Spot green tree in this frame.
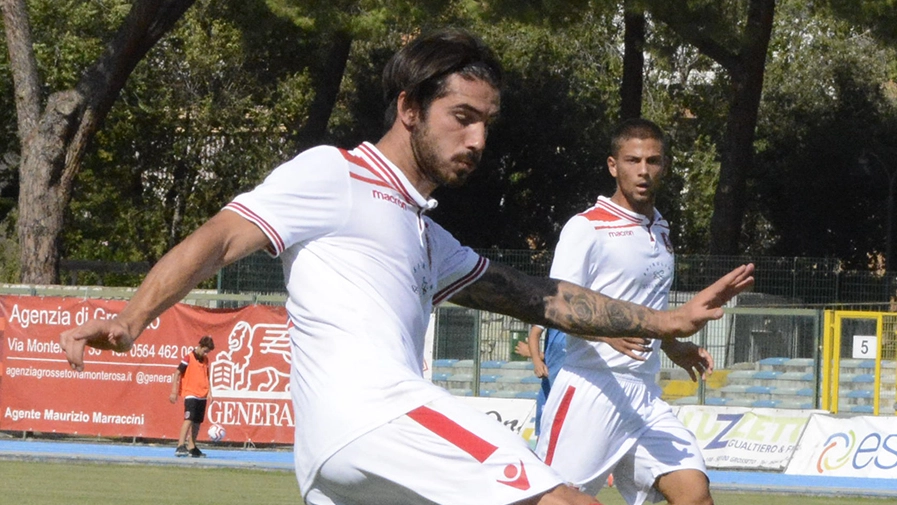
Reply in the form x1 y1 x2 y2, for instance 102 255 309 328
1 0 196 284
648 0 777 255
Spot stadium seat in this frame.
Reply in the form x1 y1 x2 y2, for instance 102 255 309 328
746 385 773 394
752 399 779 408
852 374 875 383
662 380 698 399
479 374 499 383
448 388 472 396
846 389 874 399
447 373 473 384
431 372 452 382
521 376 543 384
673 396 699 405
501 361 534 370
796 388 815 397
704 369 730 389
481 360 506 369
849 404 874 414
705 397 728 406
857 360 877 369
515 391 539 400
758 357 789 366
752 370 781 380
784 358 815 368
433 358 459 368
453 359 475 368
488 390 518 398
719 384 749 395
770 386 801 396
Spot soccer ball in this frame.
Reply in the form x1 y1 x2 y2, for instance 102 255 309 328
207 423 226 442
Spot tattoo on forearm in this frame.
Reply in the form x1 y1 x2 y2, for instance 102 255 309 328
452 263 663 339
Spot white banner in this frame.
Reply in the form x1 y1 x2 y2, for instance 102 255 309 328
677 406 822 470
460 396 537 445
785 414 897 478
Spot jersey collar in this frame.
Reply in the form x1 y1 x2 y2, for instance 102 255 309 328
596 195 661 224
357 142 438 211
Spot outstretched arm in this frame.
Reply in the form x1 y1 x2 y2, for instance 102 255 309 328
60 211 271 371
449 262 754 341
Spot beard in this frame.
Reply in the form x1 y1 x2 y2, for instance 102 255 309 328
410 121 479 189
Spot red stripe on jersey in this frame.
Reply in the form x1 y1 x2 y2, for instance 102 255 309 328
357 143 414 204
339 147 371 169
349 171 392 189
341 148 390 184
544 385 576 466
407 405 498 463
433 256 489 305
579 207 623 223
225 202 285 253
591 200 641 223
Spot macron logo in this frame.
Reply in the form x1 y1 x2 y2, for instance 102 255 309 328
608 230 634 238
372 189 407 210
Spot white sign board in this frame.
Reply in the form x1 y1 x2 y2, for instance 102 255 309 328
852 335 877 359
785 414 897 478
459 396 537 445
676 406 822 470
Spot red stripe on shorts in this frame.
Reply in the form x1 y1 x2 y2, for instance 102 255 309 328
407 405 498 463
544 385 576 465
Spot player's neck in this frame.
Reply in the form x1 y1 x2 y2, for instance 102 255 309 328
609 192 655 219
374 131 436 198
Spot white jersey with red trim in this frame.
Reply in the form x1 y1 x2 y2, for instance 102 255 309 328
549 196 674 375
225 142 488 494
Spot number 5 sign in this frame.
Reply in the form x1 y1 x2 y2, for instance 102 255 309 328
852 335 878 359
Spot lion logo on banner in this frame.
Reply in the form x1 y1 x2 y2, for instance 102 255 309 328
209 321 291 400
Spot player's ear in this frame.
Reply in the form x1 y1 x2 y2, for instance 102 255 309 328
607 156 619 178
397 91 419 128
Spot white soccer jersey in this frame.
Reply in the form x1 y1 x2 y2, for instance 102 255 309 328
226 142 488 495
549 196 674 375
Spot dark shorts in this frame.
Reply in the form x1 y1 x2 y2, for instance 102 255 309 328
183 397 208 423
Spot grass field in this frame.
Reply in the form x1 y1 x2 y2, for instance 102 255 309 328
0 459 890 505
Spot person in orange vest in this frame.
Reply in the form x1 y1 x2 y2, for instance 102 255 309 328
170 335 215 457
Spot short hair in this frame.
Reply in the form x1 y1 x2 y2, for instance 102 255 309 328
198 335 214 351
381 27 503 128
609 118 667 158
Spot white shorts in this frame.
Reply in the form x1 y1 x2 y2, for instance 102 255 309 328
535 369 707 505
305 395 565 505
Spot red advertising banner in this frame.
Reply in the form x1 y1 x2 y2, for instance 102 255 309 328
0 296 293 444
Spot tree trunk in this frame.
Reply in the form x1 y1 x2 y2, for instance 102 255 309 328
295 30 352 150
620 1 645 120
709 0 775 255
1 0 195 284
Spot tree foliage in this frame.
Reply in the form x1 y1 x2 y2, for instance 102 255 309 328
4 0 897 287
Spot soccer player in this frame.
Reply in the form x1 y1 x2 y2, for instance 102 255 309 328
525 324 566 438
536 118 716 505
60 29 752 505
169 335 214 457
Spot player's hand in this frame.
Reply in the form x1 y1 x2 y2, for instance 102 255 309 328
60 318 137 372
598 336 651 361
667 264 754 338
662 339 713 381
169 393 177 404
533 361 549 378
514 340 532 358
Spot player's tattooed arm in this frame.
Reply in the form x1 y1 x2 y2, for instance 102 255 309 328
449 262 664 340
450 261 755 341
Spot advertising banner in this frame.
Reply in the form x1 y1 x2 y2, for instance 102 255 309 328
460 396 537 445
0 296 293 444
785 414 897 478
677 405 822 470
